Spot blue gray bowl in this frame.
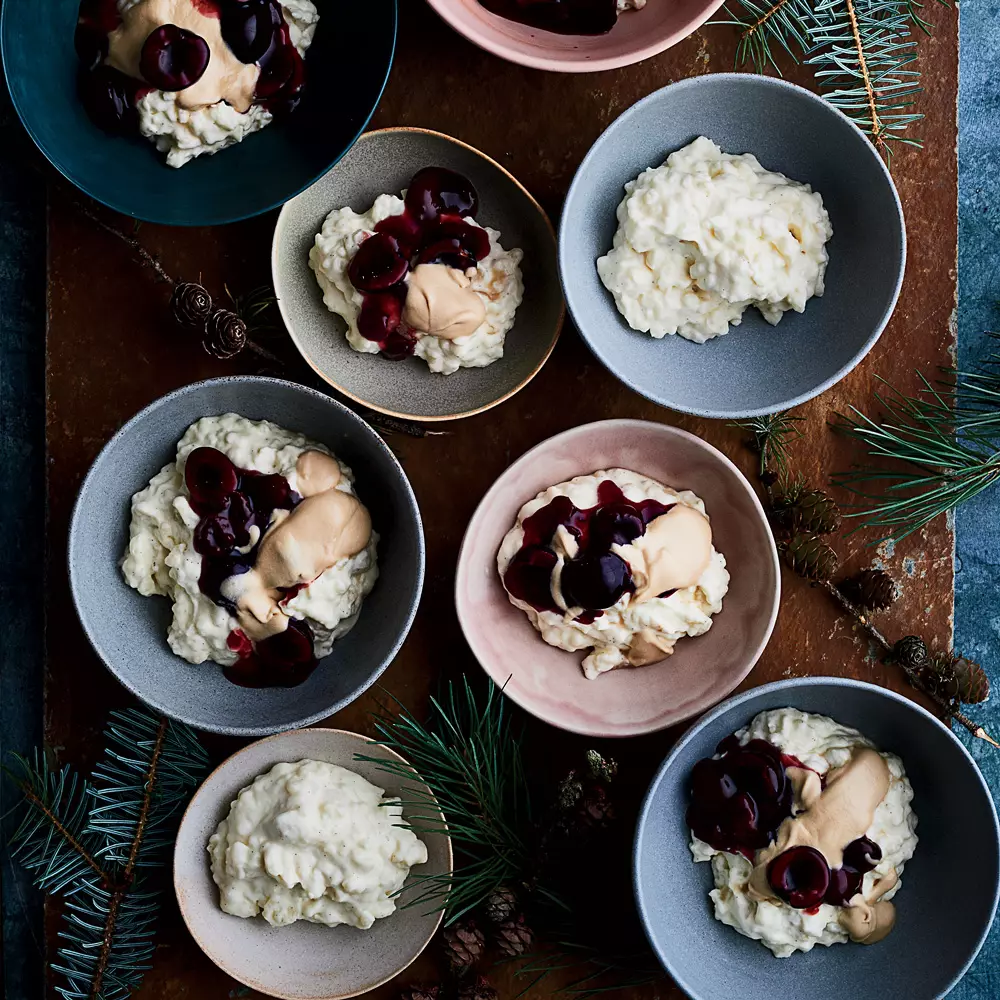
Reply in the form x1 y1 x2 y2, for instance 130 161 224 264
560 75 906 418
69 377 424 735
1 0 396 225
634 677 999 1000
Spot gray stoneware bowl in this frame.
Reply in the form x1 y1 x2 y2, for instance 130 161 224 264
634 678 1000 1000
175 728 452 999
273 127 564 421
560 75 906 418
69 377 424 736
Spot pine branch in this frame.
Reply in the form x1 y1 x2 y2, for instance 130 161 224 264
714 0 814 72
731 411 804 481
8 709 209 1000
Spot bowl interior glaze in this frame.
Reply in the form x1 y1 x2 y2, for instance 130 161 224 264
69 377 424 735
1 0 396 224
560 74 905 418
635 678 1000 1000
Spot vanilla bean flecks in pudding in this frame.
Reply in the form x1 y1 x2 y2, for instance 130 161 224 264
598 137 833 343
687 708 918 957
497 468 729 679
75 0 319 167
121 414 378 687
309 167 524 374
209 760 427 928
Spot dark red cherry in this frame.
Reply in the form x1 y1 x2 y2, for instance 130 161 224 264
727 791 761 843
560 551 633 610
140 25 211 91
690 758 738 807
241 472 292 513
185 448 238 512
591 502 645 546
256 619 314 670
357 291 403 343
415 240 478 272
380 327 418 360
420 215 491 261
842 837 882 872
194 515 237 558
78 66 139 133
375 212 423 259
227 491 254 546
825 866 864 906
503 545 559 612
75 20 108 71
348 233 409 292
255 24 305 112
220 0 281 63
405 167 479 225
768 846 831 910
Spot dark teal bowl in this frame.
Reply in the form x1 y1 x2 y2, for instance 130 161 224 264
1 0 397 225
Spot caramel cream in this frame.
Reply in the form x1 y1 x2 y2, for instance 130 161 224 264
106 0 260 113
402 264 486 340
619 504 713 603
221 451 372 642
626 628 676 666
747 748 898 945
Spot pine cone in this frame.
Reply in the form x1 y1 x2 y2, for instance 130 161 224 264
840 569 897 612
494 914 535 959
892 635 928 669
585 749 618 784
171 281 213 328
456 977 498 1000
203 308 248 360
484 885 517 925
442 918 485 972
399 985 441 1000
772 487 842 536
920 653 990 705
557 771 584 810
782 533 839 581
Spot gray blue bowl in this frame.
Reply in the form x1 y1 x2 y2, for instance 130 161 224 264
1 0 396 225
69 377 424 736
560 74 906 418
634 677 999 1000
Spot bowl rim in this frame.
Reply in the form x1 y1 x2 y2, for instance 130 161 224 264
559 73 907 419
454 417 782 736
173 726 454 999
67 375 426 736
273 125 565 422
422 0 728 73
0 0 398 226
633 675 1000 1000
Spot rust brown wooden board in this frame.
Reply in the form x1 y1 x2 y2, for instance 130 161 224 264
42 3 958 997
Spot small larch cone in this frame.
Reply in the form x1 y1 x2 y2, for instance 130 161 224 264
920 653 990 705
840 569 898 612
782 533 839 582
892 635 928 669
203 308 248 360
170 281 213 328
494 914 535 958
456 977 499 1000
442 918 486 972
772 487 842 536
398 985 441 1000
484 885 518 925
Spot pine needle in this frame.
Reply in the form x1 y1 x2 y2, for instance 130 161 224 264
731 411 804 479
7 709 208 1000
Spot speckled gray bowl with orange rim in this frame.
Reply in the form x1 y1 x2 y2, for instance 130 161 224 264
174 727 453 1000
272 127 564 422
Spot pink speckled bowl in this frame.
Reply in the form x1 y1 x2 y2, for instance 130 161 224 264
424 0 726 73
455 420 780 736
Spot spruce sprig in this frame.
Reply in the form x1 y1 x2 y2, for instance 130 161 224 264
718 0 944 154
833 335 1000 540
8 709 208 1000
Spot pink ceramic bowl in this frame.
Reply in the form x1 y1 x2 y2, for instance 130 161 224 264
424 0 726 72
455 420 780 736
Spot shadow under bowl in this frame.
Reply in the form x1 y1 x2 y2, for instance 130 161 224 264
560 74 905 418
635 677 1000 1000
69 377 424 736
